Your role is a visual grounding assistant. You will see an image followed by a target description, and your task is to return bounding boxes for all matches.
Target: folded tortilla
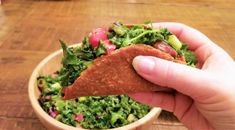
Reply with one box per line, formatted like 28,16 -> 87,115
62,44 -> 184,99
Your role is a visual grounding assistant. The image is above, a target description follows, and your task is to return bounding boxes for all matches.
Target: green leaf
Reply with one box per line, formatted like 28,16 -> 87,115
94,41 -> 107,57
184,51 -> 197,65
144,20 -> 153,28
72,36 -> 94,60
110,111 -> 125,126
178,44 -> 197,66
55,100 -> 65,111
144,20 -> 153,24
59,40 -> 78,66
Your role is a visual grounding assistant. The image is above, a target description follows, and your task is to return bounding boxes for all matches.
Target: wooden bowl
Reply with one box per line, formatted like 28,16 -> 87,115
28,44 -> 162,130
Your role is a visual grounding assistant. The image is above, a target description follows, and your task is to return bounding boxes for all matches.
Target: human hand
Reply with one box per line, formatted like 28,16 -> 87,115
129,22 -> 235,130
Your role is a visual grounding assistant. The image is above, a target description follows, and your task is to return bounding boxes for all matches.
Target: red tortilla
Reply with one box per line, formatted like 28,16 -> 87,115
62,44 -> 184,99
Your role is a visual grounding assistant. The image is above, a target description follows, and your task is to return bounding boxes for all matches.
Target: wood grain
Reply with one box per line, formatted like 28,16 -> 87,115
0,0 -> 234,130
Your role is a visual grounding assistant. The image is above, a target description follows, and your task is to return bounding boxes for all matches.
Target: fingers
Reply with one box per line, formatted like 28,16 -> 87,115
153,22 -> 214,51
129,91 -> 175,112
153,22 -> 219,62
132,56 -> 217,99
153,23 -> 234,72
128,91 -> 194,118
129,92 -> 212,130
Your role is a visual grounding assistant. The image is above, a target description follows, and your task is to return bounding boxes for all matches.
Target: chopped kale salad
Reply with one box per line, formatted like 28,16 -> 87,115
37,22 -> 197,129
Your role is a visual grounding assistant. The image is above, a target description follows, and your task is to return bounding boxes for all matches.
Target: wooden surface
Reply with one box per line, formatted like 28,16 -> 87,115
0,0 -> 234,130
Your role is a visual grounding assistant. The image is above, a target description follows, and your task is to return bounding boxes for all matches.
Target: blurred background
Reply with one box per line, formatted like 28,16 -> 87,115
0,0 -> 234,130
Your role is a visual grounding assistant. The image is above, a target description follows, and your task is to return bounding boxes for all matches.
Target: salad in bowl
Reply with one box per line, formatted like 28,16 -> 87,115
29,21 -> 197,130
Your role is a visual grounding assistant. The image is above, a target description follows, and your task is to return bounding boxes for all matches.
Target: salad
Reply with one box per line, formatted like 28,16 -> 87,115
37,21 -> 197,129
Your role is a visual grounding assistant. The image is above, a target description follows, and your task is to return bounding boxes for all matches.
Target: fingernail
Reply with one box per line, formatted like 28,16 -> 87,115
133,56 -> 155,75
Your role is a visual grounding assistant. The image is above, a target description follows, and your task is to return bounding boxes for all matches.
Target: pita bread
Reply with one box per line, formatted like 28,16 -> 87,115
62,44 -> 184,99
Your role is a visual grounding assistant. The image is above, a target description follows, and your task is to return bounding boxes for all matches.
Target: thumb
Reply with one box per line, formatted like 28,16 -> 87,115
132,56 -> 216,99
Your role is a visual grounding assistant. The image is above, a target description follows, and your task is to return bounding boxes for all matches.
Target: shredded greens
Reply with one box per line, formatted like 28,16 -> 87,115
108,22 -> 172,48
178,44 -> 197,66
38,75 -> 149,129
38,21 -> 197,129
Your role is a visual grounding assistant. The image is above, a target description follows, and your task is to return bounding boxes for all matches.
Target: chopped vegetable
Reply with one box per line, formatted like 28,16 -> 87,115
167,35 -> 182,50
154,42 -> 177,57
103,40 -> 116,54
89,28 -> 108,48
78,97 -> 87,102
178,44 -> 197,66
74,113 -> 83,122
111,22 -> 126,36
109,22 -> 171,48
49,109 -> 58,118
94,40 -> 108,57
51,82 -> 61,90
110,111 -> 127,127
127,114 -> 138,123
38,77 -> 150,129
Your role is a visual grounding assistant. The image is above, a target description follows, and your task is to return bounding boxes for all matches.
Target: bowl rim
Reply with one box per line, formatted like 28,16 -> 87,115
28,43 -> 162,130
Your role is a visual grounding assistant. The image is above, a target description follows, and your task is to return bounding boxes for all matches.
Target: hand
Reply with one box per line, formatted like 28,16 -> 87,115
129,22 -> 235,130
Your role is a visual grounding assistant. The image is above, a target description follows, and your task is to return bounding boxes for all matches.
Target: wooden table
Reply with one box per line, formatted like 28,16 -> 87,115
0,0 -> 234,130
